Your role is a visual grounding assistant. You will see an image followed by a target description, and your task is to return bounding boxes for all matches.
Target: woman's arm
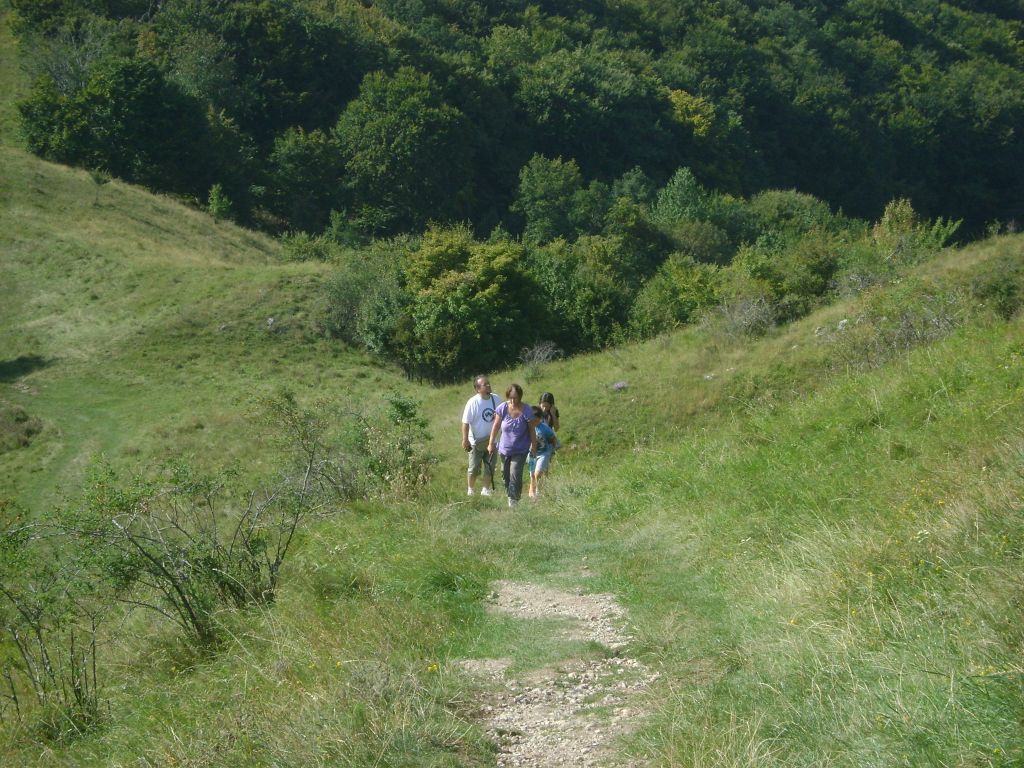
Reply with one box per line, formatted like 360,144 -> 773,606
487,405 -> 503,453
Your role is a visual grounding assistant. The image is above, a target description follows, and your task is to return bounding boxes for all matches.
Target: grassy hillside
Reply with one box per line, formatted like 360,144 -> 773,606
2,14 -> 1023,765
0,144 -> 415,511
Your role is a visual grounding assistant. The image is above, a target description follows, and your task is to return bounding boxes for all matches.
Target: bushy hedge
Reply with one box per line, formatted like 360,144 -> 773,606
322,170 -> 961,379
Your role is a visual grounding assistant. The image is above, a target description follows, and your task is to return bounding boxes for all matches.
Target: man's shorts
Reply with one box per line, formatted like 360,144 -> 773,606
467,443 -> 496,477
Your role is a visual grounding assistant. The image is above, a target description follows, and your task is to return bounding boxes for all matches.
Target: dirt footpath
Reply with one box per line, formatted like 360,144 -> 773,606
460,580 -> 658,767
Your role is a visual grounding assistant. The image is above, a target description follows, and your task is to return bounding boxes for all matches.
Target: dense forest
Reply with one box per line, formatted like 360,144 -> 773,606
11,0 -> 1024,379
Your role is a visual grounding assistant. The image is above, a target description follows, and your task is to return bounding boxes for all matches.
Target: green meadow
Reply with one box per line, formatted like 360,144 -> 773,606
2,17 -> 1023,768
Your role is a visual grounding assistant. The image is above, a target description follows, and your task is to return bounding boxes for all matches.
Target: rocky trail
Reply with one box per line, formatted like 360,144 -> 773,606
460,580 -> 658,767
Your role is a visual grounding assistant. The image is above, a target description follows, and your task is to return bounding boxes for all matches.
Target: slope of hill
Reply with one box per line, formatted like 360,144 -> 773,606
0,144 -> 411,510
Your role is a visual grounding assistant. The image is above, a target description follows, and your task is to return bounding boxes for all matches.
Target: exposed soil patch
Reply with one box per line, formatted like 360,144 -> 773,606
462,580 -> 658,767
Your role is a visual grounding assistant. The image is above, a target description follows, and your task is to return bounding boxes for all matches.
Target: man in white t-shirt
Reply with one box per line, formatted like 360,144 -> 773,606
461,374 -> 499,496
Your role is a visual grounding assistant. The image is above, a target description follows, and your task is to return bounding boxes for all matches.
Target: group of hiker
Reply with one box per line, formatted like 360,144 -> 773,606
461,375 -> 561,508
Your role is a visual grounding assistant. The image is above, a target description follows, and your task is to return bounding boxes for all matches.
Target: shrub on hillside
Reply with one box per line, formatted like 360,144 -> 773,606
704,295 -> 778,339
399,225 -> 543,381
519,341 -> 563,382
0,501 -> 101,740
321,237 -> 415,352
729,230 -> 840,322
60,392 -> 357,647
663,219 -> 734,265
745,189 -> 841,237
280,232 -> 337,262
832,200 -> 960,297
0,401 -> 43,453
207,182 -> 232,222
629,255 -> 722,339
968,251 -> 1024,320
872,198 -> 961,267
822,279 -> 970,371
351,393 -> 433,498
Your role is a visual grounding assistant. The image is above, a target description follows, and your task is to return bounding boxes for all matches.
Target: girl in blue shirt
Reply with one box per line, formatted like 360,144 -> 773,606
528,404 -> 559,500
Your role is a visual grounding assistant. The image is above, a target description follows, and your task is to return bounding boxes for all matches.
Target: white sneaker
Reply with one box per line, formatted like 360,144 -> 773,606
467,488 -> 474,496
508,498 -> 517,508
481,487 -> 493,497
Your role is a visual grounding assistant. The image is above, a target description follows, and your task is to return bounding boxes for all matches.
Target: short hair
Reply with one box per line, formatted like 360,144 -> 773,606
473,374 -> 489,389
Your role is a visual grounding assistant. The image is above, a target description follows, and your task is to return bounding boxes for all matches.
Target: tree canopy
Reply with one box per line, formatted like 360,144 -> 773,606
12,0 -> 1023,236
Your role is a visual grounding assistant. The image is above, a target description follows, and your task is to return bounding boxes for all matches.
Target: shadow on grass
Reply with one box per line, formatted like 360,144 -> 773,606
0,355 -> 52,382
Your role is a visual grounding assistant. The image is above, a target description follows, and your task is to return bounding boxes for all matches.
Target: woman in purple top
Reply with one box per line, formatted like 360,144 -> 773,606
487,383 -> 537,508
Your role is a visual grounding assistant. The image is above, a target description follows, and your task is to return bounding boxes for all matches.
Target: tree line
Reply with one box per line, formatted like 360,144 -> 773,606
11,0 -> 1024,239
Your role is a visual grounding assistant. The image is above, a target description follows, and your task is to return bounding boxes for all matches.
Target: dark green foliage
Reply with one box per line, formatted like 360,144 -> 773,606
8,0 -> 1020,383
511,154 -> 584,245
513,44 -> 677,178
334,67 -> 476,236
530,235 -> 643,351
745,190 -> 843,239
601,197 -> 672,278
267,128 -> 344,233
321,236 -> 419,361
154,0 -> 382,142
664,219 -> 734,266
9,0 -> 105,34
19,57 -> 213,195
12,0 -> 1024,236
731,230 -> 841,323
